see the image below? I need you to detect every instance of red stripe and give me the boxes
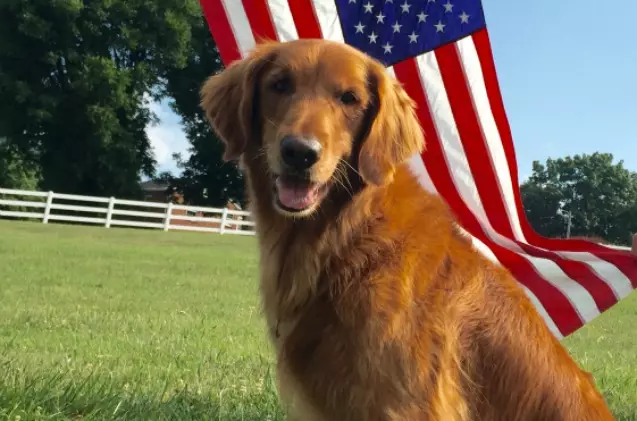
[434,42,619,314]
[288,0,323,39]
[433,43,515,239]
[198,0,242,64]
[241,0,279,42]
[471,30,637,286]
[393,59,583,336]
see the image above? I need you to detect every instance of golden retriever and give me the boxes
[201,39,614,421]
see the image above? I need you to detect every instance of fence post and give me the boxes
[42,191,54,224]
[220,208,228,235]
[163,202,173,232]
[105,197,115,228]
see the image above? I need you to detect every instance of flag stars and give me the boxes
[382,42,393,54]
[368,31,378,43]
[417,11,428,23]
[443,1,454,13]
[348,0,356,3]
[408,31,419,43]
[434,20,446,32]
[400,1,411,13]
[354,22,365,33]
[391,21,402,33]
[376,12,386,23]
[459,11,470,23]
[363,2,373,13]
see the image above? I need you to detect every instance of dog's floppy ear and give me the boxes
[200,42,277,162]
[358,62,425,185]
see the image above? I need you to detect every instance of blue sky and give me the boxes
[147,0,637,181]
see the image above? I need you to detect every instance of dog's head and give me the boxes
[201,39,424,218]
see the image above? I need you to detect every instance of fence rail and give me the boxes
[0,187,255,236]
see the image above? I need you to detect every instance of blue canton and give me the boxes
[336,0,486,65]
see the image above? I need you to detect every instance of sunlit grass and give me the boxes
[0,220,635,420]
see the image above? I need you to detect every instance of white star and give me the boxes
[376,12,386,23]
[368,31,378,43]
[354,22,365,33]
[443,1,453,13]
[459,11,470,23]
[391,21,402,33]
[428,0,435,3]
[417,11,428,23]
[400,1,411,13]
[382,42,393,54]
[385,0,394,2]
[363,2,373,13]
[408,31,419,43]
[348,0,356,3]
[434,20,446,32]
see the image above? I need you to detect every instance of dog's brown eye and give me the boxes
[339,91,359,105]
[271,77,292,94]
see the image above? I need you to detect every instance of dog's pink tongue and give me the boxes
[276,178,318,210]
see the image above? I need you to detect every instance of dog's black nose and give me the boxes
[280,136,322,171]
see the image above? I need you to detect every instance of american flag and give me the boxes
[197,0,637,339]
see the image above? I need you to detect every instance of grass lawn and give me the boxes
[0,220,635,420]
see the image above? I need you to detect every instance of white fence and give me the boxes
[0,187,255,236]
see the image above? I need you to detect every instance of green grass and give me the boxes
[0,220,635,420]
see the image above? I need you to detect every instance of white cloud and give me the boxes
[144,97,191,175]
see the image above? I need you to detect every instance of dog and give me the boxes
[201,39,615,421]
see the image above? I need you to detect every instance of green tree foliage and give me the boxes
[161,17,245,207]
[0,137,41,190]
[521,153,637,245]
[0,0,200,197]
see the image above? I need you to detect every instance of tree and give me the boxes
[161,17,245,207]
[0,137,41,190]
[521,153,637,245]
[0,0,201,197]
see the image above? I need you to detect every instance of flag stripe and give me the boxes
[406,51,610,332]
[220,0,256,59]
[434,43,516,239]
[267,0,300,42]
[393,58,583,336]
[200,0,243,63]
[455,36,526,243]
[456,34,628,294]
[470,30,637,286]
[288,0,324,39]
[435,38,620,315]
[310,0,345,43]
[241,0,279,42]
[408,47,607,330]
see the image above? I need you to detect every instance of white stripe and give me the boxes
[406,159,564,338]
[456,36,633,304]
[386,66,396,79]
[267,0,299,42]
[558,251,632,299]
[407,152,437,196]
[455,37,526,243]
[311,0,345,43]
[412,51,600,325]
[220,0,256,57]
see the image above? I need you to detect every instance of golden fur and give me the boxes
[201,39,615,421]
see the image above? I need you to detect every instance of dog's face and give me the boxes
[201,39,424,218]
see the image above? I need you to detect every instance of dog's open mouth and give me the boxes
[274,175,328,213]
